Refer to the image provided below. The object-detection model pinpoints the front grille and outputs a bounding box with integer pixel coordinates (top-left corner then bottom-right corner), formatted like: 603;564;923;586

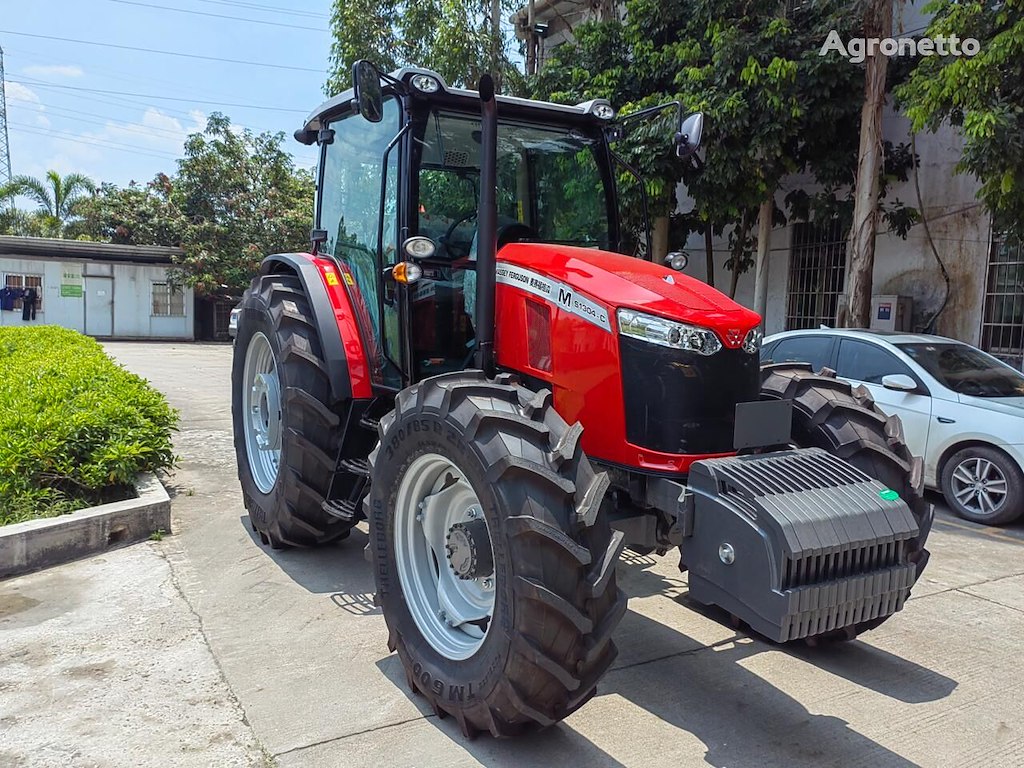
782;541;906;590
619;337;759;455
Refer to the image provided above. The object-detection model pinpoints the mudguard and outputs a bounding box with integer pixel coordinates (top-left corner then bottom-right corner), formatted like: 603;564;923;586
255;253;371;402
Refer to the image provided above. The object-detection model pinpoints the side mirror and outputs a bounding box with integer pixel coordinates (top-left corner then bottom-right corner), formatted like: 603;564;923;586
353;60;384;123
882;373;918;392
665;251;688;271
676;112;704;159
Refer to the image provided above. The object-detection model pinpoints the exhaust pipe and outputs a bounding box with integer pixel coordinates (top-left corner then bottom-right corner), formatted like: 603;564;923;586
474;74;497;376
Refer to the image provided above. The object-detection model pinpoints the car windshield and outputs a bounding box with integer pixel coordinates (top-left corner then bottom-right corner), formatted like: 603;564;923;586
417;111;611;250
897;342;1024;397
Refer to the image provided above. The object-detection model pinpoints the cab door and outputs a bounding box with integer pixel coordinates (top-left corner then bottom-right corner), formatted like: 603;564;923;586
834;338;932;458
318;97;404;389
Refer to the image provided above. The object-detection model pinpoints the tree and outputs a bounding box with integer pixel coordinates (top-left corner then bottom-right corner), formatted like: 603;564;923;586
325;0;522;94
0;170;96;237
73;176;184;246
533;0;867;296
897;0;1024;233
170;113;315;294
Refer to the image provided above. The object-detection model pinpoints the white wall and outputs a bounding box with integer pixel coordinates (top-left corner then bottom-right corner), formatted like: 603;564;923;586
0;256;194;339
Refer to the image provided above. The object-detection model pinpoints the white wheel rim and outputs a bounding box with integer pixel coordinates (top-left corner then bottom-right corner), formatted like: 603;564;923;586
242;331;282;493
394;453;496;660
951;456;1008;516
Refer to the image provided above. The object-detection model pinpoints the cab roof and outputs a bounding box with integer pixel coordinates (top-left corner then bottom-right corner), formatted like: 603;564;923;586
299;66;615;136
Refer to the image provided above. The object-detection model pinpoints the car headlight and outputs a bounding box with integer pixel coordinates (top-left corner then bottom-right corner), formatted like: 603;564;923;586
229;307;241;331
617;308;722;356
742;327;762;354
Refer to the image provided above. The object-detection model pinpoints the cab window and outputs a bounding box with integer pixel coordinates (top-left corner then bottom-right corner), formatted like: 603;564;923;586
318;98;401;387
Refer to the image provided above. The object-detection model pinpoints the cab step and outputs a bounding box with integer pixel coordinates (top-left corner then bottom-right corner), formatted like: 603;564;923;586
322;498;360;522
339;457;371;477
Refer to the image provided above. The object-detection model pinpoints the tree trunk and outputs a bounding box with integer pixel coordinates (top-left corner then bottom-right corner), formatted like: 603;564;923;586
704;224;715;288
845;0;893;328
753;198;773;322
652;215;669;264
729;209;753;299
491;0;502;78
526;0;537;76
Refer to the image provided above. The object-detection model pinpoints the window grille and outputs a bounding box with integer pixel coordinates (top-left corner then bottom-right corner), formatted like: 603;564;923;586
785;221;847;330
981;231;1024;368
152;282;185;317
4;273;43;311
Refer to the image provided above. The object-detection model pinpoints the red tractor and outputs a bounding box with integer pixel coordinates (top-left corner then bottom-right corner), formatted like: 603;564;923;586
232;64;932;738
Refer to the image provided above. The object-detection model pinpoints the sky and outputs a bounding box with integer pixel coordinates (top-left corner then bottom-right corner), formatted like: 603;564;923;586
1;0;331;191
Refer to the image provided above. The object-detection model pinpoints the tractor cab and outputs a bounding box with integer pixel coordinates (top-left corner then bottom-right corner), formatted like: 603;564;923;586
295;66;682;390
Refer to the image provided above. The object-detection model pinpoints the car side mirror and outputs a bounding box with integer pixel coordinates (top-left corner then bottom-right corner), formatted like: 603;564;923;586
882;374;917;392
353;60;384;123
675;112;704;159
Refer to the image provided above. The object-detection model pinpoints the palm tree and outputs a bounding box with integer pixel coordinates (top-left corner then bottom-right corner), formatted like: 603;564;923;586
0;170;96;237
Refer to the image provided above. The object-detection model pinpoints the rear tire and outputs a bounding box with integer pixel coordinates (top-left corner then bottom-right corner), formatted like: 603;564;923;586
760;364;931;640
232;273;353;547
940;445;1024;525
367;371;627;737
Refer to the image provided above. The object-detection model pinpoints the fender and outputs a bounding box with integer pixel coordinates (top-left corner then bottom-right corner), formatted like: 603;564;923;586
255;253;372;401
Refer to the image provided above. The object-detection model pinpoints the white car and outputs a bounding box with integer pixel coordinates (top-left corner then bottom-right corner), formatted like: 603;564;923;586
762;329;1024;525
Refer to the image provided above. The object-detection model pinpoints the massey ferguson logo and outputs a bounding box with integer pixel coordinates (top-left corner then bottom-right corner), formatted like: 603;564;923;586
725;329;743;347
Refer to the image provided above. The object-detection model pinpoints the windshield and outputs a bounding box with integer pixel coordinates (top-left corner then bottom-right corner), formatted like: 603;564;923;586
415;111;611;255
897;342;1024;397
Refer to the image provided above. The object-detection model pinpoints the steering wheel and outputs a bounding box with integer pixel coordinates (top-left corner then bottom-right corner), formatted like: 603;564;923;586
497;222;539;249
440;209;477;258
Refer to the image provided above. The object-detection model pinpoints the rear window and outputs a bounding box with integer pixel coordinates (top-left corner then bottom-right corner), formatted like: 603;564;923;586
898;343;1024;397
765;335;834;372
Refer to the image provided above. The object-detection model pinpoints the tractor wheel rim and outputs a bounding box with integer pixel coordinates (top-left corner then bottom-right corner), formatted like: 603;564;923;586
951;456;1008;516
394;453;495;661
242;331;282;494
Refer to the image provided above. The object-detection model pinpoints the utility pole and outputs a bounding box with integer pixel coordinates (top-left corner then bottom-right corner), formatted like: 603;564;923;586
0;44;13;192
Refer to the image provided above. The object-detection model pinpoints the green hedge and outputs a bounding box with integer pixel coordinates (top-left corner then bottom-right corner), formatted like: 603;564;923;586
0;326;178;525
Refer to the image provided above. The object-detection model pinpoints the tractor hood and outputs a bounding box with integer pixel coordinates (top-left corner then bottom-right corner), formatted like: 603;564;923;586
498;243;761;346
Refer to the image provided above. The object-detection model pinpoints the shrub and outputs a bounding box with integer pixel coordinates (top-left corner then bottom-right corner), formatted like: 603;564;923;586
0;327;178;525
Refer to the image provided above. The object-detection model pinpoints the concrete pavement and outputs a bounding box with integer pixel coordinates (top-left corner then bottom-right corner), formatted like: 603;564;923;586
3;340;1024;767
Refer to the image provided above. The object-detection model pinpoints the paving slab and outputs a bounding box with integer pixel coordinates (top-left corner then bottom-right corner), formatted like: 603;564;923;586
100;341;1024;768
0;544;266;768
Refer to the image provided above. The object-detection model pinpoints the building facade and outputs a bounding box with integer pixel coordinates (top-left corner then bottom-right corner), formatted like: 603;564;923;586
0;236;193;340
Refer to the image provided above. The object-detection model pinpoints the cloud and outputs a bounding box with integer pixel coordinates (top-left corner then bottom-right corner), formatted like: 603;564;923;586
6;82;50;128
22;64;84;78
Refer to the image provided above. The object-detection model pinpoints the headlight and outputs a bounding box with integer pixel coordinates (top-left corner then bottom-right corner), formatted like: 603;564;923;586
617;308;722;355
742;327;762;354
229;307;240;331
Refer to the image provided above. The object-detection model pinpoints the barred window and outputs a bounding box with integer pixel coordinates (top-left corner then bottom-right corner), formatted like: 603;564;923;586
4;273;43;311
152;282;185;317
785;221;847;330
981;231;1024;367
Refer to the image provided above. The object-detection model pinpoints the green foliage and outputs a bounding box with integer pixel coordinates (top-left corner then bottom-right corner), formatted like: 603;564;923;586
170;113;315;294
533;0;917;277
72;176;185;246
0;170;96;237
897;0;1024;231
0;327;178;525
325;0;523;94
69;113;314;295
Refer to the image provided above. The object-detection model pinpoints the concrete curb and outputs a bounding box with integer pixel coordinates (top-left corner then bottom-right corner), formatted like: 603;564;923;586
0;473;171;580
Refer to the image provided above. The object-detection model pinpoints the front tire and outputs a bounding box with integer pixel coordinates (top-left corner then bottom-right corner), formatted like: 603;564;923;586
941;446;1024;525
760;364;932;640
367;371;627;737
231;273;353;547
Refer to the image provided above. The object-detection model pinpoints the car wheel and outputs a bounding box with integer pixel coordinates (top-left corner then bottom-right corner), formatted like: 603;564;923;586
940;446;1024;525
